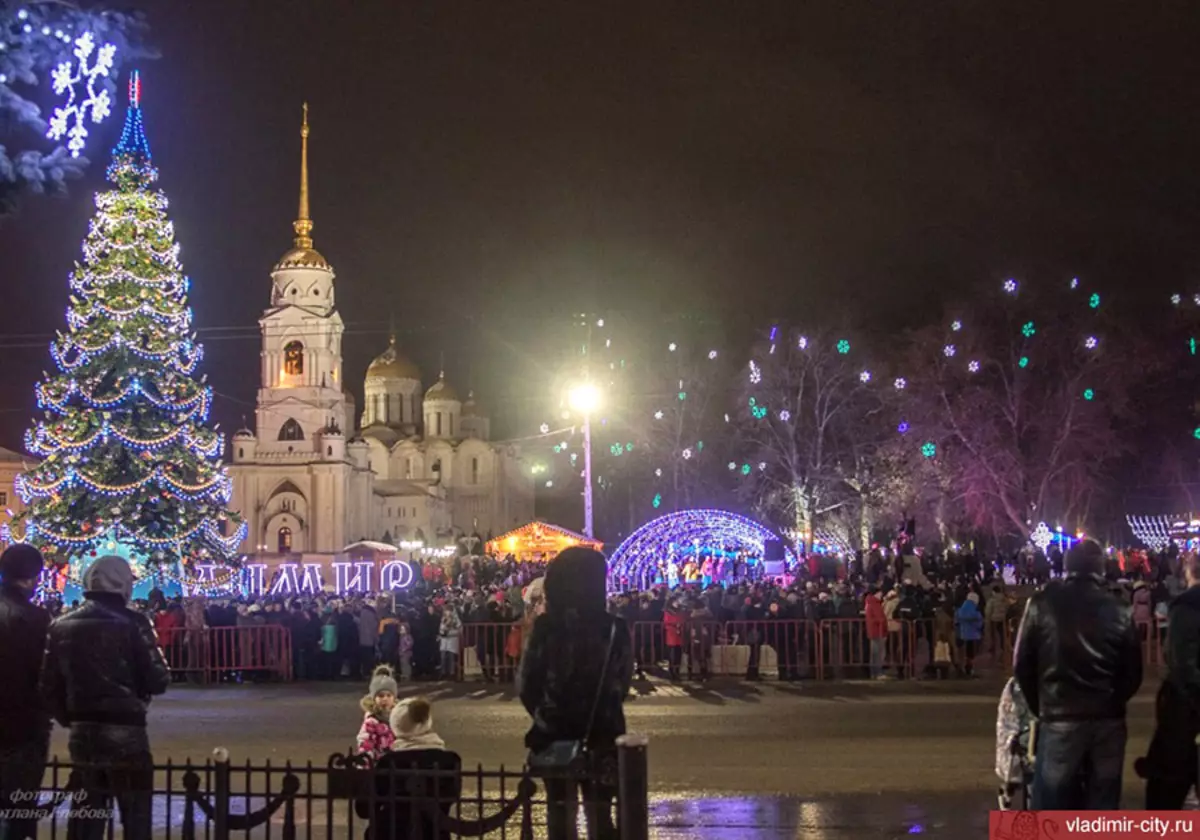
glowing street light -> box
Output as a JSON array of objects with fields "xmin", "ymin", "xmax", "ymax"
[{"xmin": 568, "ymin": 382, "xmax": 602, "ymax": 538}]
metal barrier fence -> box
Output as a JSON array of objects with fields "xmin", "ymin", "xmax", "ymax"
[
  {"xmin": 158, "ymin": 626, "xmax": 292, "ymax": 684},
  {"xmin": 8, "ymin": 739, "xmax": 649, "ymax": 840}
]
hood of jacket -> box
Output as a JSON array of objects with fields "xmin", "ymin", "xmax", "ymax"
[{"xmin": 84, "ymin": 555, "xmax": 134, "ymax": 603}]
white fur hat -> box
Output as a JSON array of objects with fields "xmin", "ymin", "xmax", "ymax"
[{"xmin": 390, "ymin": 696, "xmax": 433, "ymax": 737}]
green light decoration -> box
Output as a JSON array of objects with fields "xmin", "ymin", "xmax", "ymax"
[
  {"xmin": 625, "ymin": 442, "xmax": 634, "ymax": 452},
  {"xmin": 837, "ymin": 339, "xmax": 851, "ymax": 354},
  {"xmin": 1089, "ymin": 293, "xmax": 1100, "ymax": 309},
  {"xmin": 740, "ymin": 463, "xmax": 752, "ymax": 475},
  {"xmin": 1194, "ymin": 427, "xmax": 1200, "ymax": 440},
  {"xmin": 609, "ymin": 443, "xmax": 623, "ymax": 456},
  {"xmin": 678, "ymin": 391, "xmax": 687, "ymax": 401},
  {"xmin": 1190, "ymin": 337, "xmax": 1196, "ymax": 356},
  {"xmin": 553, "ymin": 444, "xmax": 562, "ymax": 454},
  {"xmin": 1022, "ymin": 321, "xmax": 1036, "ymax": 338},
  {"xmin": 1019, "ymin": 356, "xmax": 1029, "ymax": 368},
  {"xmin": 921, "ymin": 442, "xmax": 937, "ymax": 458},
  {"xmin": 696, "ymin": 441, "xmax": 704, "ymax": 451},
  {"xmin": 1083, "ymin": 388, "xmax": 1094, "ymax": 401},
  {"xmin": 751, "ymin": 404, "xmax": 768, "ymax": 419},
  {"xmin": 652, "ymin": 493, "xmax": 662, "ymax": 509}
]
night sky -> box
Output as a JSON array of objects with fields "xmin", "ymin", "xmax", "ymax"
[{"xmin": 3, "ymin": 1, "xmax": 1200, "ymax": 448}]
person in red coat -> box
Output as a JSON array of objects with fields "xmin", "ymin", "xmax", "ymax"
[
  {"xmin": 663, "ymin": 602, "xmax": 686, "ymax": 681},
  {"xmin": 864, "ymin": 588, "xmax": 888, "ymax": 680}
]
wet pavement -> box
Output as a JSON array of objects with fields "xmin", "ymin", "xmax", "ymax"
[{"xmin": 44, "ymin": 677, "xmax": 1159, "ymax": 838}]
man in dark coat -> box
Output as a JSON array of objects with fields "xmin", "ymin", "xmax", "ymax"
[
  {"xmin": 0, "ymin": 544, "xmax": 50, "ymax": 840},
  {"xmin": 1138, "ymin": 552, "xmax": 1200, "ymax": 808},
  {"xmin": 520, "ymin": 548, "xmax": 632, "ymax": 840},
  {"xmin": 40, "ymin": 555, "xmax": 170, "ymax": 840},
  {"xmin": 1014, "ymin": 540, "xmax": 1142, "ymax": 810}
]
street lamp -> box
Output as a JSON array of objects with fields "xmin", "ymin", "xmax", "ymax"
[{"xmin": 568, "ymin": 382, "xmax": 602, "ymax": 538}]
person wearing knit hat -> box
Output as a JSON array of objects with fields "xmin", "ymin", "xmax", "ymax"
[
  {"xmin": 354, "ymin": 666, "xmax": 399, "ymax": 763},
  {"xmin": 389, "ymin": 696, "xmax": 445, "ymax": 750},
  {"xmin": 0, "ymin": 543, "xmax": 51, "ymax": 840}
]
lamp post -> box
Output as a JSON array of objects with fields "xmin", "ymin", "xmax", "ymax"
[{"xmin": 568, "ymin": 382, "xmax": 601, "ymax": 539}]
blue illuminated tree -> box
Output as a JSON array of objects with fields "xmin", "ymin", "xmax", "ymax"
[{"xmin": 13, "ymin": 73, "xmax": 245, "ymax": 566}]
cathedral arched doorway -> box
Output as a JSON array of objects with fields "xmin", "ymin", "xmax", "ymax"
[{"xmin": 277, "ymin": 526, "xmax": 293, "ymax": 553}]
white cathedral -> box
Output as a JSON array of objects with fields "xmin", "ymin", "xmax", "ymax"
[{"xmin": 228, "ymin": 107, "xmax": 534, "ymax": 559}]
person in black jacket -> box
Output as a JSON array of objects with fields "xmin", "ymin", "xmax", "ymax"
[
  {"xmin": 520, "ymin": 548, "xmax": 632, "ymax": 840},
  {"xmin": 1138, "ymin": 552, "xmax": 1200, "ymax": 808},
  {"xmin": 40, "ymin": 555, "xmax": 170, "ymax": 840},
  {"xmin": 1014, "ymin": 539, "xmax": 1142, "ymax": 810},
  {"xmin": 0, "ymin": 544, "xmax": 50, "ymax": 840}
]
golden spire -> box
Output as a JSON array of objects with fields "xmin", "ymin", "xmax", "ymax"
[{"xmin": 293, "ymin": 102, "xmax": 313, "ymax": 249}]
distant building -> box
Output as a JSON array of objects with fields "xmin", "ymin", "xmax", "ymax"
[
  {"xmin": 227, "ymin": 107, "xmax": 534, "ymax": 564},
  {"xmin": 0, "ymin": 446, "xmax": 33, "ymax": 541}
]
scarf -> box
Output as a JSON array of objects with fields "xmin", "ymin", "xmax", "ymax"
[{"xmin": 391, "ymin": 731, "xmax": 446, "ymax": 752}]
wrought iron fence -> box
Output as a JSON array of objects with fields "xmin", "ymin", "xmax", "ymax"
[{"xmin": 11, "ymin": 737, "xmax": 649, "ymax": 839}]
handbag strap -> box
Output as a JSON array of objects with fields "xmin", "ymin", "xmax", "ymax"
[{"xmin": 581, "ymin": 622, "xmax": 617, "ymax": 747}]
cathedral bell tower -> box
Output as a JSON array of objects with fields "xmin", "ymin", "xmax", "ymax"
[{"xmin": 253, "ymin": 104, "xmax": 347, "ymax": 452}]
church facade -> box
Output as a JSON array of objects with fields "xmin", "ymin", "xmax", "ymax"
[{"xmin": 227, "ymin": 108, "xmax": 534, "ymax": 560}]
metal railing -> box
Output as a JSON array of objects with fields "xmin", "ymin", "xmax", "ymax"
[
  {"xmin": 10, "ymin": 739, "xmax": 649, "ymax": 840},
  {"xmin": 157, "ymin": 626, "xmax": 293, "ymax": 684}
]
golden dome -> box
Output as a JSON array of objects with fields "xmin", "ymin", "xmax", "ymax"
[
  {"xmin": 367, "ymin": 337, "xmax": 421, "ymax": 380},
  {"xmin": 425, "ymin": 373, "xmax": 460, "ymax": 402},
  {"xmin": 274, "ymin": 246, "xmax": 331, "ymax": 272}
]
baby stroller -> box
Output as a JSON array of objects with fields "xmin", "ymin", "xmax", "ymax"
[{"xmin": 996, "ymin": 677, "xmax": 1035, "ymax": 810}]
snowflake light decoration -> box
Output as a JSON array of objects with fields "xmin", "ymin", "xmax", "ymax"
[
  {"xmin": 655, "ymin": 468, "xmax": 663, "ymax": 477},
  {"xmin": 898, "ymin": 421, "xmax": 909, "ymax": 434},
  {"xmin": 1022, "ymin": 321, "xmax": 1036, "ymax": 338},
  {"xmin": 1019, "ymin": 356, "xmax": 1030, "ymax": 368},
  {"xmin": 708, "ymin": 350, "xmax": 718, "ymax": 360},
  {"xmin": 1070, "ymin": 277, "xmax": 1080, "ymax": 290},
  {"xmin": 779, "ymin": 409, "xmax": 791, "ymax": 421},
  {"xmin": 545, "ymin": 480, "xmax": 554, "ymax": 488},
  {"xmin": 894, "ymin": 377, "xmax": 907, "ymax": 390},
  {"xmin": 1003, "ymin": 279, "xmax": 1018, "ymax": 294},
  {"xmin": 1172, "ymin": 294, "xmax": 1182, "ymax": 305},
  {"xmin": 46, "ymin": 32, "xmax": 117, "ymax": 158},
  {"xmin": 837, "ymin": 339, "xmax": 851, "ymax": 354},
  {"xmin": 652, "ymin": 493, "xmax": 662, "ymax": 509},
  {"xmin": 678, "ymin": 391, "xmax": 687, "ymax": 401},
  {"xmin": 758, "ymin": 462, "xmax": 767, "ymax": 471},
  {"xmin": 1193, "ymin": 294, "xmax": 1200, "ymax": 306},
  {"xmin": 968, "ymin": 360, "xmax": 981, "ymax": 373},
  {"xmin": 741, "ymin": 464, "xmax": 752, "ymax": 476},
  {"xmin": 748, "ymin": 360, "xmax": 762, "ymax": 384},
  {"xmin": 539, "ymin": 423, "xmax": 550, "ymax": 434},
  {"xmin": 797, "ymin": 336, "xmax": 809, "ymax": 350},
  {"xmin": 727, "ymin": 462, "xmax": 736, "ymax": 471},
  {"xmin": 1030, "ymin": 522, "xmax": 1053, "ymax": 552},
  {"xmin": 951, "ymin": 320, "xmax": 962, "ymax": 331},
  {"xmin": 1193, "ymin": 427, "xmax": 1200, "ymax": 441},
  {"xmin": 1083, "ymin": 388, "xmax": 1095, "ymax": 401},
  {"xmin": 668, "ymin": 342, "xmax": 677, "ymax": 352},
  {"xmin": 943, "ymin": 344, "xmax": 956, "ymax": 357},
  {"xmin": 1089, "ymin": 293, "xmax": 1101, "ymax": 309},
  {"xmin": 681, "ymin": 448, "xmax": 693, "ymax": 460},
  {"xmin": 921, "ymin": 442, "xmax": 937, "ymax": 458},
  {"xmin": 654, "ymin": 410, "xmax": 664, "ymax": 420},
  {"xmin": 1084, "ymin": 336, "xmax": 1098, "ymax": 350},
  {"xmin": 859, "ymin": 370, "xmax": 871, "ymax": 383}
]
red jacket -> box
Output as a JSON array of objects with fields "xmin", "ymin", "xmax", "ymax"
[
  {"xmin": 864, "ymin": 594, "xmax": 888, "ymax": 640},
  {"xmin": 663, "ymin": 610, "xmax": 685, "ymax": 647}
]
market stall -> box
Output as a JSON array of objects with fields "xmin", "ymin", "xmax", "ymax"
[{"xmin": 486, "ymin": 521, "xmax": 603, "ymax": 562}]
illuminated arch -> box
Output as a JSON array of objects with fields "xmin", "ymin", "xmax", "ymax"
[{"xmin": 607, "ymin": 508, "xmax": 797, "ymax": 588}]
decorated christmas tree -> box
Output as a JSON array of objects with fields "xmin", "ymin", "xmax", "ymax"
[{"xmin": 13, "ymin": 72, "xmax": 245, "ymax": 572}]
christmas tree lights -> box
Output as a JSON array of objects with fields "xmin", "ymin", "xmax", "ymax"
[{"xmin": 13, "ymin": 73, "xmax": 246, "ymax": 567}]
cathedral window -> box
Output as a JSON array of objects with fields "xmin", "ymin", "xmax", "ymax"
[
  {"xmin": 436, "ymin": 413, "xmax": 442, "ymax": 436},
  {"xmin": 279, "ymin": 418, "xmax": 305, "ymax": 441},
  {"xmin": 472, "ymin": 457, "xmax": 479, "ymax": 485},
  {"xmin": 237, "ymin": 447, "xmax": 243, "ymax": 459},
  {"xmin": 283, "ymin": 342, "xmax": 304, "ymax": 376},
  {"xmin": 277, "ymin": 526, "xmax": 292, "ymax": 553},
  {"xmin": 405, "ymin": 458, "xmax": 413, "ymax": 479}
]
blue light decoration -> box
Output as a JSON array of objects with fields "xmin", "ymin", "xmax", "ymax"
[
  {"xmin": 46, "ymin": 31, "xmax": 118, "ymax": 157},
  {"xmin": 921, "ymin": 442, "xmax": 937, "ymax": 458},
  {"xmin": 898, "ymin": 421, "xmax": 910, "ymax": 434},
  {"xmin": 1089, "ymin": 293, "xmax": 1101, "ymax": 309},
  {"xmin": 837, "ymin": 339, "xmax": 851, "ymax": 354},
  {"xmin": 606, "ymin": 508, "xmax": 799, "ymax": 590},
  {"xmin": 11, "ymin": 72, "xmax": 247, "ymax": 568}
]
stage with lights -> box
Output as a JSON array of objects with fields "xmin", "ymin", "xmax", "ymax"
[{"xmin": 607, "ymin": 508, "xmax": 797, "ymax": 590}]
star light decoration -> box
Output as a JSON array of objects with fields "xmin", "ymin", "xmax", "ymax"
[{"xmin": 46, "ymin": 32, "xmax": 118, "ymax": 158}]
